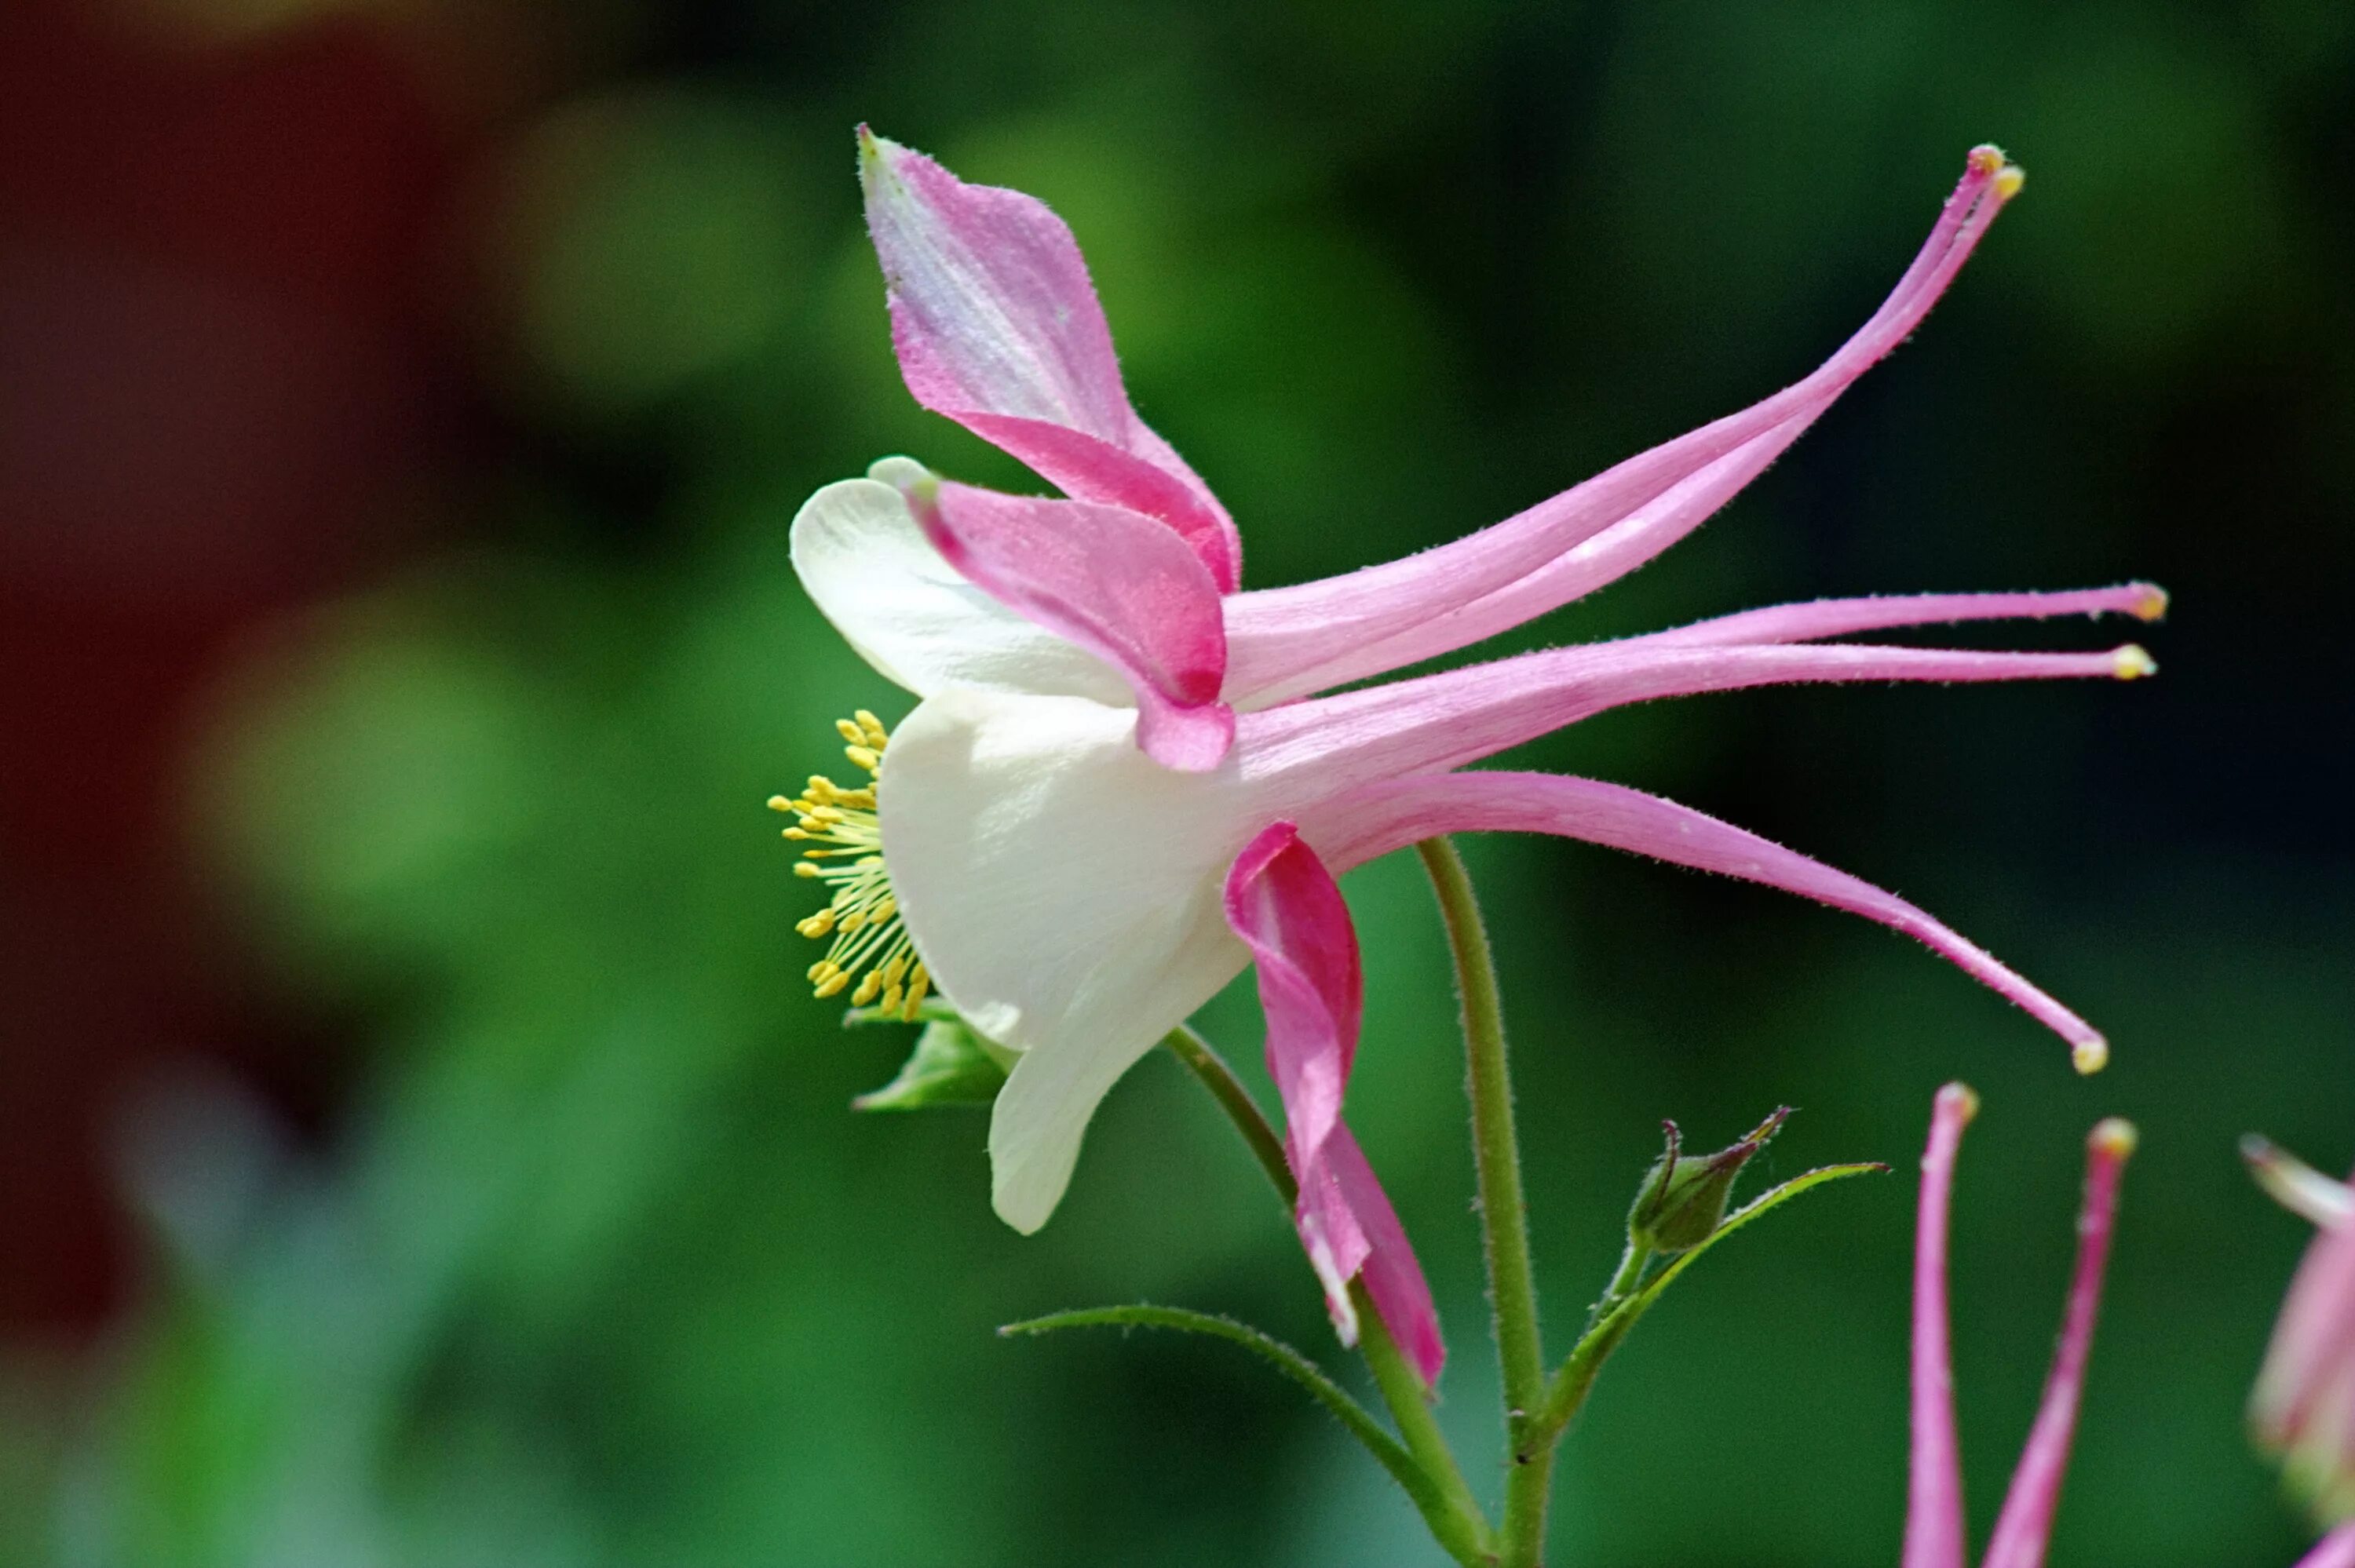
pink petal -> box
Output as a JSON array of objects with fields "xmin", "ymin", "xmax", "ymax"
[
  {"xmin": 1981, "ymin": 1117, "xmax": 2136, "ymax": 1568},
  {"xmin": 1223, "ymin": 822, "xmax": 1444, "ymax": 1380},
  {"xmin": 1303, "ymin": 771, "xmax": 2106, "ymax": 1066},
  {"xmin": 1221, "ymin": 146, "xmax": 2021, "ymax": 703},
  {"xmin": 859, "ymin": 129, "xmax": 1241, "ymax": 590},
  {"xmin": 1641, "ymin": 583, "xmax": 2169, "ymax": 650},
  {"xmin": 1224, "ymin": 821, "xmax": 1362, "ymax": 1171},
  {"xmin": 1245, "ymin": 638, "xmax": 2152, "ymax": 866},
  {"xmin": 903, "ymin": 476, "xmax": 1235, "ymax": 771},
  {"xmin": 2294, "ymin": 1525, "xmax": 2355, "ymax": 1568},
  {"xmin": 1905, "ymin": 1083, "xmax": 1977, "ymax": 1568}
]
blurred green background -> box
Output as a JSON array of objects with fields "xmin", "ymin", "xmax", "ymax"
[{"xmin": 2, "ymin": 1, "xmax": 2351, "ymax": 1564}]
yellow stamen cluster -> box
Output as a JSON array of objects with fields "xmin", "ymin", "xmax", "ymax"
[{"xmin": 769, "ymin": 710, "xmax": 929, "ymax": 1022}]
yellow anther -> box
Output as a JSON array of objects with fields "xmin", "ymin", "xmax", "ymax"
[
  {"xmin": 2090, "ymin": 1117, "xmax": 2138, "ymax": 1158},
  {"xmin": 1940, "ymin": 1081, "xmax": 1981, "ymax": 1124},
  {"xmin": 2130, "ymin": 584, "xmax": 2170, "ymax": 622},
  {"xmin": 766, "ymin": 795, "xmax": 793, "ymax": 812},
  {"xmin": 2073, "ymin": 1036, "xmax": 2110, "ymax": 1075},
  {"xmin": 778, "ymin": 711, "xmax": 926, "ymax": 1010},
  {"xmin": 2112, "ymin": 644, "xmax": 2157, "ymax": 680},
  {"xmin": 1966, "ymin": 144, "xmax": 2006, "ymax": 175},
  {"xmin": 1992, "ymin": 164, "xmax": 2025, "ymax": 201},
  {"xmin": 902, "ymin": 967, "xmax": 930, "ymax": 1020}
]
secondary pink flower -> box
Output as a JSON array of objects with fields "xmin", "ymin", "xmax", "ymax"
[
  {"xmin": 782, "ymin": 130, "xmax": 2159, "ymax": 1354},
  {"xmin": 1904, "ymin": 1085, "xmax": 2134, "ymax": 1568},
  {"xmin": 2251, "ymin": 1139, "xmax": 2355, "ymax": 1526}
]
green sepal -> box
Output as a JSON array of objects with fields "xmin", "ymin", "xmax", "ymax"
[
  {"xmin": 851, "ymin": 1017, "xmax": 1010, "ymax": 1111},
  {"xmin": 1627, "ymin": 1106, "xmax": 1790, "ymax": 1254}
]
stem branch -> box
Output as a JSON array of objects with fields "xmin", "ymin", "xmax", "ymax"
[
  {"xmin": 1417, "ymin": 837, "xmax": 1553, "ymax": 1567},
  {"xmin": 1163, "ymin": 1026, "xmax": 1493, "ymax": 1565}
]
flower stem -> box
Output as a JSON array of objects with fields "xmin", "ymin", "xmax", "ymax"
[
  {"xmin": 1163, "ymin": 1026, "xmax": 1494, "ymax": 1566},
  {"xmin": 1417, "ymin": 837, "xmax": 1552, "ymax": 1568}
]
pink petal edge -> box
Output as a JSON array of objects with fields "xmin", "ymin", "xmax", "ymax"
[
  {"xmin": 903, "ymin": 477, "xmax": 1236, "ymax": 771},
  {"xmin": 2294, "ymin": 1525, "xmax": 2355, "ymax": 1568}
]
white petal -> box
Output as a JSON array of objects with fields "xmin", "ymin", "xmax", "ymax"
[
  {"xmin": 789, "ymin": 465, "xmax": 1133, "ymax": 703},
  {"xmin": 879, "ymin": 688, "xmax": 1257, "ymax": 1231}
]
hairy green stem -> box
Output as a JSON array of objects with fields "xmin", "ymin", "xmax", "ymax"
[
  {"xmin": 1162, "ymin": 1026, "xmax": 1494, "ymax": 1565},
  {"xmin": 1416, "ymin": 838, "xmax": 1551, "ymax": 1568}
]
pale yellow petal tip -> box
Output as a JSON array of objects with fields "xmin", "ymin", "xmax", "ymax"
[
  {"xmin": 2073, "ymin": 1036, "xmax": 2111, "ymax": 1075},
  {"xmin": 1938, "ymin": 1081, "xmax": 1982, "ymax": 1124},
  {"xmin": 2090, "ymin": 1117, "xmax": 2139, "ymax": 1160},
  {"xmin": 2130, "ymin": 583, "xmax": 2171, "ymax": 622},
  {"xmin": 2113, "ymin": 644, "xmax": 2158, "ymax": 680}
]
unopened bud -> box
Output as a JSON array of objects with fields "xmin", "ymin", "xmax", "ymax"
[{"xmin": 1628, "ymin": 1107, "xmax": 1792, "ymax": 1254}]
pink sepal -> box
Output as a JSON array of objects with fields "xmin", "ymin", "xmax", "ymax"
[
  {"xmin": 905, "ymin": 477, "xmax": 1235, "ymax": 771},
  {"xmin": 1309, "ymin": 771, "xmax": 2106, "ymax": 1064},
  {"xmin": 1223, "ymin": 822, "xmax": 1446, "ymax": 1384},
  {"xmin": 1222, "ymin": 147, "xmax": 2018, "ymax": 702},
  {"xmin": 860, "ymin": 129, "xmax": 1241, "ymax": 590}
]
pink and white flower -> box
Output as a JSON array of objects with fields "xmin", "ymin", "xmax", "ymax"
[
  {"xmin": 2250, "ymin": 1138, "xmax": 2355, "ymax": 1529},
  {"xmin": 783, "ymin": 129, "xmax": 2157, "ymax": 1369}
]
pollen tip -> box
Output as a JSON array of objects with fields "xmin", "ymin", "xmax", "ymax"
[
  {"xmin": 2089, "ymin": 1117, "xmax": 2139, "ymax": 1160},
  {"xmin": 1992, "ymin": 163, "xmax": 2026, "ymax": 201},
  {"xmin": 1966, "ymin": 143, "xmax": 2007, "ymax": 176},
  {"xmin": 1937, "ymin": 1081, "xmax": 1981, "ymax": 1124},
  {"xmin": 2073, "ymin": 1035, "xmax": 2111, "ymax": 1075},
  {"xmin": 2112, "ymin": 644, "xmax": 2157, "ymax": 680},
  {"xmin": 2128, "ymin": 582, "xmax": 2170, "ymax": 622},
  {"xmin": 792, "ymin": 862, "xmax": 820, "ymax": 878},
  {"xmin": 766, "ymin": 794, "xmax": 792, "ymax": 812}
]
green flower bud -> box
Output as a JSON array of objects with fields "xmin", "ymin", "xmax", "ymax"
[
  {"xmin": 1627, "ymin": 1106, "xmax": 1791, "ymax": 1254},
  {"xmin": 853, "ymin": 1016, "xmax": 1013, "ymax": 1112}
]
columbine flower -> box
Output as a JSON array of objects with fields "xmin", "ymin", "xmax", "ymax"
[
  {"xmin": 1903, "ymin": 1084, "xmax": 2135, "ymax": 1568},
  {"xmin": 781, "ymin": 129, "xmax": 2159, "ymax": 1354},
  {"xmin": 2248, "ymin": 1137, "xmax": 2355, "ymax": 1530}
]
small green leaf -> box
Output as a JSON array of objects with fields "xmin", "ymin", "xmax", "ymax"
[
  {"xmin": 851, "ymin": 1018, "xmax": 1009, "ymax": 1111},
  {"xmin": 1002, "ymin": 1304, "xmax": 1481, "ymax": 1552}
]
